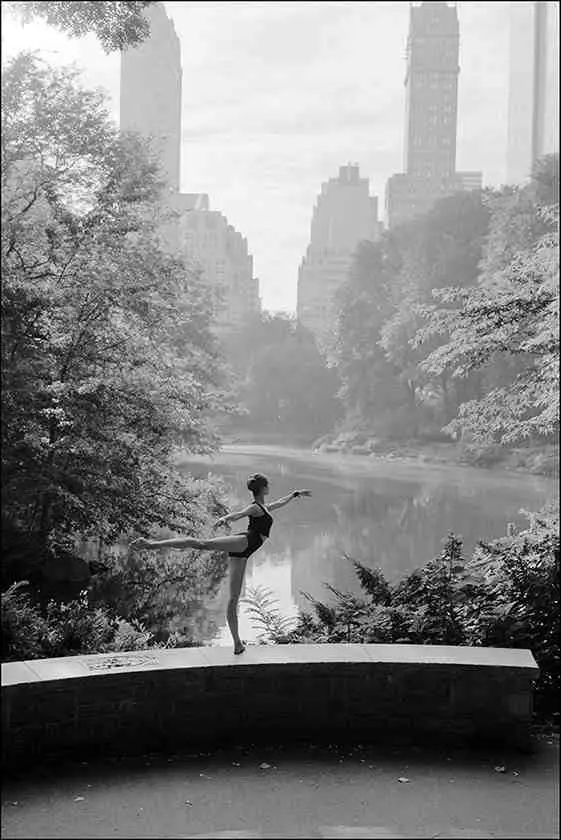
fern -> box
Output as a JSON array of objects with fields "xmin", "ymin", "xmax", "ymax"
[
  {"xmin": 301, "ymin": 591, "xmax": 338, "ymax": 629},
  {"xmin": 242, "ymin": 585, "xmax": 297, "ymax": 643},
  {"xmin": 351, "ymin": 559, "xmax": 392, "ymax": 604}
]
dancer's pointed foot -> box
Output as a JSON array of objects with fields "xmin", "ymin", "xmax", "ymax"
[{"xmin": 234, "ymin": 640, "xmax": 246, "ymax": 655}]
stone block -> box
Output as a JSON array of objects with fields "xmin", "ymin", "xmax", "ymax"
[{"xmin": 1, "ymin": 661, "xmax": 43, "ymax": 686}]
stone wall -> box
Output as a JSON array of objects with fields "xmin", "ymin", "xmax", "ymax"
[{"xmin": 1, "ymin": 644, "xmax": 539, "ymax": 767}]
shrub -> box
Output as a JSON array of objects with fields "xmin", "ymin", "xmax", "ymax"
[
  {"xmin": 251, "ymin": 509, "xmax": 559, "ymax": 725},
  {"xmin": 1, "ymin": 583, "xmax": 152, "ymax": 661},
  {"xmin": 1, "ymin": 582, "xmax": 50, "ymax": 661},
  {"xmin": 459, "ymin": 442, "xmax": 506, "ymax": 468}
]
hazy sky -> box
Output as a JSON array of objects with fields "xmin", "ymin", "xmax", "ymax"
[{"xmin": 2, "ymin": 1, "xmax": 511, "ymax": 313}]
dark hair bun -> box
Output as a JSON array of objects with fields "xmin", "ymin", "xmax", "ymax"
[{"xmin": 247, "ymin": 473, "xmax": 268, "ymax": 494}]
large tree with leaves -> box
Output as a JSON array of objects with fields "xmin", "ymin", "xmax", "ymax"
[
  {"xmin": 413, "ymin": 156, "xmax": 559, "ymax": 446},
  {"xmin": 330, "ymin": 239, "xmax": 410, "ymax": 436},
  {"xmin": 2, "ymin": 53, "xmax": 228, "ymax": 594},
  {"xmin": 379, "ymin": 190, "xmax": 491, "ymax": 432},
  {"xmin": 415, "ymin": 209, "xmax": 559, "ymax": 444},
  {"xmin": 5, "ymin": 1, "xmax": 155, "ymax": 52}
]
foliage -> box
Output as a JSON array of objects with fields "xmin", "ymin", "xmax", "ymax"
[
  {"xmin": 1, "ymin": 582, "xmax": 152, "ymax": 661},
  {"xmin": 480, "ymin": 155, "xmax": 558, "ymax": 280},
  {"xmin": 380, "ymin": 191, "xmax": 490, "ymax": 428},
  {"xmin": 329, "ymin": 158, "xmax": 559, "ymax": 460},
  {"xmin": 88, "ymin": 486, "xmax": 230, "ymax": 646},
  {"xmin": 255, "ymin": 510, "xmax": 559, "ymax": 722},
  {"xmin": 242, "ymin": 585, "xmax": 298, "ymax": 643},
  {"xmin": 331, "ymin": 193, "xmax": 490, "ymax": 441},
  {"xmin": 219, "ymin": 313, "xmax": 342, "ymax": 442},
  {"xmin": 351, "ymin": 559, "xmax": 391, "ymax": 604},
  {"xmin": 330, "ymin": 239, "xmax": 409, "ymax": 435},
  {"xmin": 2, "ymin": 55, "xmax": 230, "ymax": 617},
  {"xmin": 459, "ymin": 507, "xmax": 560, "ymax": 717},
  {"xmin": 415, "ymin": 210, "xmax": 559, "ymax": 444},
  {"xmin": 5, "ymin": 1, "xmax": 155, "ymax": 52}
]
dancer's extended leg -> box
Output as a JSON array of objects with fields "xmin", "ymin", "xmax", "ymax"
[
  {"xmin": 227, "ymin": 556, "xmax": 247, "ymax": 655},
  {"xmin": 199, "ymin": 535, "xmax": 249, "ymax": 553},
  {"xmin": 131, "ymin": 534, "xmax": 249, "ymax": 552}
]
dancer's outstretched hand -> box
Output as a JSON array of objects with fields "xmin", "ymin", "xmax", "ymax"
[
  {"xmin": 297, "ymin": 489, "xmax": 312, "ymax": 498},
  {"xmin": 213, "ymin": 517, "xmax": 228, "ymax": 529},
  {"xmin": 130, "ymin": 537, "xmax": 152, "ymax": 550}
]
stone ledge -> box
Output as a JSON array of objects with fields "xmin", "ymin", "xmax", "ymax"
[
  {"xmin": 2, "ymin": 644, "xmax": 539, "ymax": 767},
  {"xmin": 2, "ymin": 643, "xmax": 540, "ymax": 684}
]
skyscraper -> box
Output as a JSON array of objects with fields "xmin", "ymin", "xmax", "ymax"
[
  {"xmin": 297, "ymin": 164, "xmax": 380, "ymax": 342},
  {"xmin": 404, "ymin": 0, "xmax": 460, "ymax": 181},
  {"xmin": 119, "ymin": 3, "xmax": 259, "ymax": 330},
  {"xmin": 173, "ymin": 193, "xmax": 261, "ymax": 333},
  {"xmin": 506, "ymin": 1, "xmax": 560, "ymax": 184},
  {"xmin": 120, "ymin": 2, "xmax": 182, "ymax": 193},
  {"xmin": 386, "ymin": 2, "xmax": 482, "ymax": 229}
]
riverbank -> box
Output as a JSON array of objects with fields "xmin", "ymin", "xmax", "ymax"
[
  {"xmin": 320, "ymin": 439, "xmax": 558, "ymax": 477},
  {"xmin": 219, "ymin": 432, "xmax": 558, "ymax": 477}
]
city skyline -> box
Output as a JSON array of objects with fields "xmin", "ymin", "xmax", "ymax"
[{"xmin": 2, "ymin": 1, "xmax": 512, "ymax": 313}]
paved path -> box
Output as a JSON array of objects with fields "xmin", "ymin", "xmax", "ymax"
[{"xmin": 2, "ymin": 739, "xmax": 558, "ymax": 839}]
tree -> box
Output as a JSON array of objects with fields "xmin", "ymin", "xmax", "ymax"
[
  {"xmin": 412, "ymin": 157, "xmax": 559, "ymax": 446},
  {"xmin": 330, "ymin": 239, "xmax": 409, "ymax": 436},
  {"xmin": 5, "ymin": 1, "xmax": 155, "ymax": 52},
  {"xmin": 479, "ymin": 155, "xmax": 558, "ymax": 281},
  {"xmin": 2, "ymin": 54, "xmax": 228, "ymax": 593},
  {"xmin": 379, "ymin": 191, "xmax": 491, "ymax": 434},
  {"xmin": 219, "ymin": 313, "xmax": 342, "ymax": 442},
  {"xmin": 415, "ymin": 210, "xmax": 559, "ymax": 444}
]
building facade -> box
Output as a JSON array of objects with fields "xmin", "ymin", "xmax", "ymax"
[
  {"xmin": 120, "ymin": 2, "xmax": 182, "ymax": 194},
  {"xmin": 297, "ymin": 164, "xmax": 380, "ymax": 342},
  {"xmin": 173, "ymin": 193, "xmax": 261, "ymax": 333},
  {"xmin": 120, "ymin": 5, "xmax": 259, "ymax": 333},
  {"xmin": 386, "ymin": 2, "xmax": 482, "ymax": 229},
  {"xmin": 506, "ymin": 1, "xmax": 560, "ymax": 185}
]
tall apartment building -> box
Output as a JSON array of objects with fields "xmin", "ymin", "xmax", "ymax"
[
  {"xmin": 507, "ymin": 1, "xmax": 560, "ymax": 184},
  {"xmin": 297, "ymin": 164, "xmax": 380, "ymax": 342},
  {"xmin": 120, "ymin": 2, "xmax": 182, "ymax": 194},
  {"xmin": 173, "ymin": 193, "xmax": 261, "ymax": 333},
  {"xmin": 386, "ymin": 2, "xmax": 482, "ymax": 229},
  {"xmin": 119, "ymin": 4, "xmax": 259, "ymax": 331}
]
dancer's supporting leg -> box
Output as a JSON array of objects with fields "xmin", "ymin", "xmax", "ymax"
[{"xmin": 227, "ymin": 556, "xmax": 247, "ymax": 655}]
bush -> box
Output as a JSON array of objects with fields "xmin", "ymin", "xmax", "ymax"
[
  {"xmin": 256, "ymin": 509, "xmax": 559, "ymax": 726},
  {"xmin": 1, "ymin": 582, "xmax": 50, "ymax": 661},
  {"xmin": 460, "ymin": 508, "xmax": 559, "ymax": 719},
  {"xmin": 1, "ymin": 583, "xmax": 152, "ymax": 661},
  {"xmin": 459, "ymin": 442, "xmax": 506, "ymax": 468}
]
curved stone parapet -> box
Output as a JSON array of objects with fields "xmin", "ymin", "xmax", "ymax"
[{"xmin": 1, "ymin": 643, "xmax": 539, "ymax": 767}]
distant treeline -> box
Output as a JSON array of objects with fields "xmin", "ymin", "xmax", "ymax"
[{"xmin": 221, "ymin": 155, "xmax": 559, "ymax": 469}]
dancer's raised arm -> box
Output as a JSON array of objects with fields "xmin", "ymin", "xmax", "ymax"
[{"xmin": 268, "ymin": 489, "xmax": 312, "ymax": 512}]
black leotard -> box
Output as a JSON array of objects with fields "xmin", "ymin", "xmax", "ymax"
[
  {"xmin": 229, "ymin": 502, "xmax": 273, "ymax": 559},
  {"xmin": 248, "ymin": 502, "xmax": 273, "ymax": 539}
]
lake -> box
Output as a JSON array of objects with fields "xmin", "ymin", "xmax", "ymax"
[{"xmin": 177, "ymin": 444, "xmax": 555, "ymax": 645}]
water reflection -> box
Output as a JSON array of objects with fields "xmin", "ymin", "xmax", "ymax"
[{"xmin": 179, "ymin": 445, "xmax": 553, "ymax": 645}]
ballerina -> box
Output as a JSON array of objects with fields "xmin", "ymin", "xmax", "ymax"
[{"xmin": 130, "ymin": 473, "xmax": 312, "ymax": 654}]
